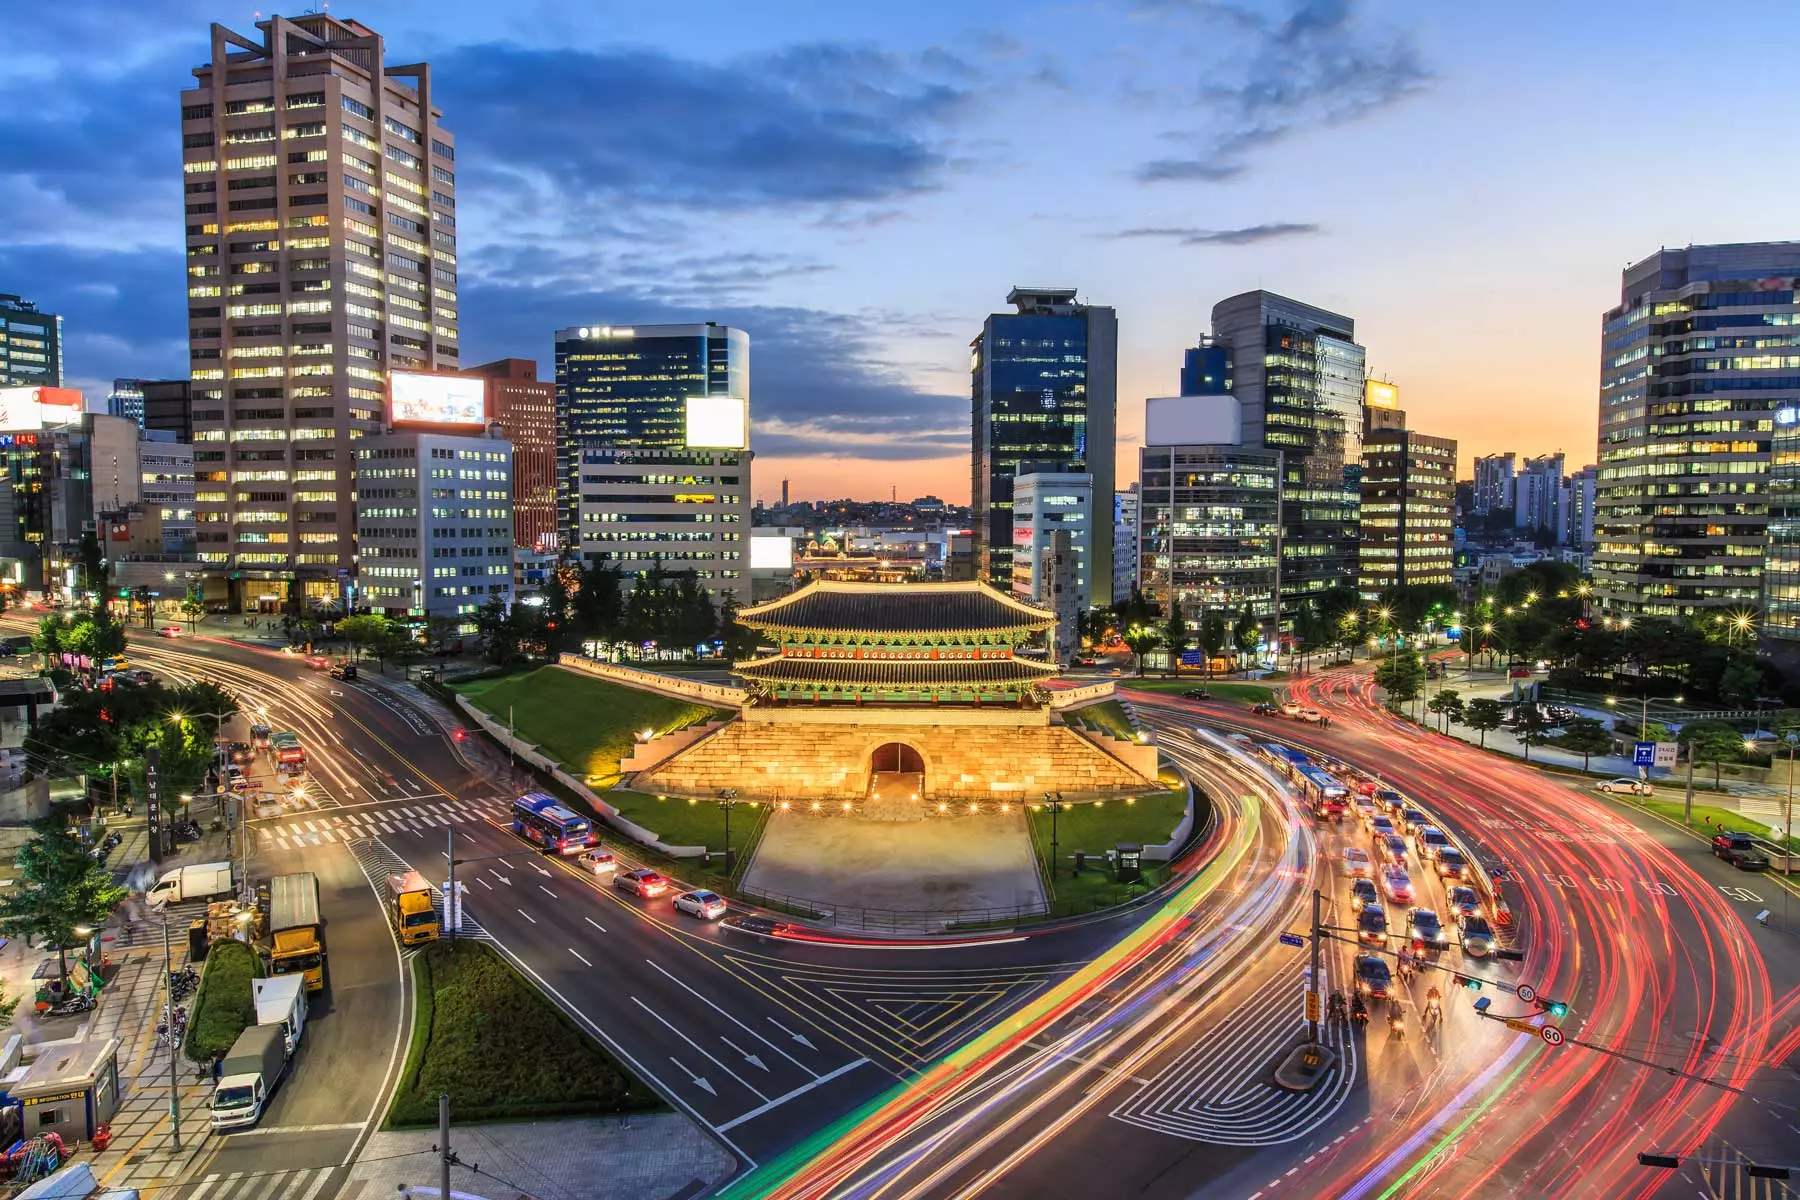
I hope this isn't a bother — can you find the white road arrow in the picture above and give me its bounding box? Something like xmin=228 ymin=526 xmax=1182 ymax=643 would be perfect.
xmin=532 ymin=863 xmax=552 ymax=877
xmin=669 ymin=1057 xmax=716 ymax=1097
xmin=768 ymin=1018 xmax=818 ymax=1052
xmin=490 ymin=870 xmax=511 ymax=886
xmin=721 ymin=1038 xmax=769 ymax=1071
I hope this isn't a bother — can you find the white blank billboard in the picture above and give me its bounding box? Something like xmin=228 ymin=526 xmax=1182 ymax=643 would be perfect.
xmin=750 ymin=535 xmax=793 ymax=570
xmin=685 ymin=395 xmax=748 ymax=449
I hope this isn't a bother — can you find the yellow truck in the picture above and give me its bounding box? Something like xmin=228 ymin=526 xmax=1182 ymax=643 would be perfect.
xmin=386 ymin=871 xmax=439 ymax=945
xmin=268 ymin=872 xmax=327 ymax=993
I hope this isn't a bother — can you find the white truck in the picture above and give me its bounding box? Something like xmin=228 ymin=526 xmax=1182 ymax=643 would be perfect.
xmin=145 ymin=861 xmax=234 ymax=907
xmin=211 ymin=1023 xmax=289 ymax=1131
xmin=253 ymin=975 xmax=308 ymax=1055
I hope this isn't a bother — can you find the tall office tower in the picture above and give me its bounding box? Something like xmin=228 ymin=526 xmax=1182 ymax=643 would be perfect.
xmin=1594 ymin=243 xmax=1800 ymax=616
xmin=109 ymin=380 xmax=147 ymax=428
xmin=1565 ymin=464 xmax=1598 ymax=550
xmin=183 ymin=15 xmax=457 ymax=608
xmin=971 ymin=286 xmax=1116 ymax=596
xmin=1513 ymin=452 xmax=1565 ymax=536
xmin=1763 ymin=410 xmax=1800 ymax=663
xmin=1137 ymin=394 xmax=1281 ymax=639
xmin=1112 ymin=483 xmax=1139 ymax=604
xmin=1358 ymin=428 xmax=1457 ymax=596
xmin=553 ymin=322 xmax=749 ymax=545
xmin=1178 ymin=336 xmax=1231 ymax=396
xmin=140 ymin=430 xmax=197 ymax=556
xmin=1209 ymin=290 xmax=1364 ymax=625
xmin=1472 ymin=453 xmax=1516 ymax=517
xmin=468 ymin=358 xmax=556 ymax=552
xmin=1010 ymin=471 xmax=1094 ymax=610
xmin=137 ymin=380 xmax=197 ymax=443
xmin=0 ymin=295 xmax=63 ymax=387
xmin=1362 ymin=380 xmax=1405 ymax=436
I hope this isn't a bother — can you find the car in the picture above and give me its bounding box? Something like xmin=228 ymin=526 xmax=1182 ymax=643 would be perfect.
xmin=1357 ymin=903 xmax=1389 ymax=944
xmin=229 ymin=772 xmax=255 ymax=793
xmin=1407 ymin=908 xmax=1445 ymax=948
xmin=1447 ymin=885 xmax=1483 ymax=922
xmin=305 ymin=655 xmax=329 ymax=669
xmin=1712 ymin=832 xmax=1770 ymax=871
xmin=1373 ymin=790 xmax=1405 ymax=814
xmin=100 ymin=655 xmax=128 ymax=673
xmin=1352 ymin=794 xmax=1379 ymax=823
xmin=1417 ymin=826 xmax=1452 ymax=860
xmin=735 ymin=915 xmax=798 ymax=938
xmin=1182 ymin=688 xmax=1211 ymax=700
xmin=158 ymin=625 xmax=183 ymax=638
xmin=1252 ymin=702 xmax=1280 ymax=715
xmin=577 ymin=847 xmax=616 ymax=875
xmin=673 ymin=889 xmax=728 ymax=920
xmin=1279 ymin=701 xmax=1302 ymax=717
xmin=1381 ymin=864 xmax=1413 ymax=904
xmin=614 ymin=868 xmax=669 ymax=897
xmin=329 ymin=661 xmax=358 ymax=680
xmin=1380 ymin=832 xmax=1409 ymax=863
xmin=1400 ymin=808 xmax=1432 ymax=837
xmin=1460 ymin=915 xmax=1496 ymax=956
xmin=1436 ymin=848 xmax=1469 ymax=881
xmin=227 ymin=741 xmax=253 ymax=764
xmin=253 ymin=794 xmax=285 ymax=819
xmin=1342 ymin=847 xmax=1373 ymax=878
xmin=250 ymin=724 xmax=271 ymax=749
xmin=1355 ymin=954 xmax=1393 ymax=1000
xmin=127 ymin=669 xmax=155 ymax=685
xmin=1596 ymin=777 xmax=1653 ymax=796
xmin=1299 ymin=708 xmax=1325 ymax=723
xmin=1075 ymin=656 xmax=1099 ymax=668
xmin=1370 ymin=815 xmax=1397 ymax=839
xmin=1350 ymin=877 xmax=1379 ymax=908
xmin=1508 ymin=667 xmax=1532 ymax=678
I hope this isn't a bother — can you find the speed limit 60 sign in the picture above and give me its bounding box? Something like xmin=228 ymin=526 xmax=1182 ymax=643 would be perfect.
xmin=1540 ymin=1024 xmax=1565 ymax=1047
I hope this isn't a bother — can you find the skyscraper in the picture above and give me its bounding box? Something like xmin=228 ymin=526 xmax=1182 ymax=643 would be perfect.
xmin=108 ymin=380 xmax=147 ymax=428
xmin=971 ymin=286 xmax=1116 ymax=594
xmin=1594 ymin=242 xmax=1800 ymax=616
xmin=467 ymin=358 xmax=556 ymax=552
xmin=183 ymin=14 xmax=458 ymax=608
xmin=1513 ymin=453 xmax=1566 ymax=536
xmin=1472 ymin=453 xmax=1516 ymax=517
xmin=1209 ymin=291 xmax=1364 ymax=624
xmin=0 ymin=295 xmax=62 ymax=388
xmin=553 ymin=322 xmax=749 ymax=545
xmin=1359 ymin=429 xmax=1456 ymax=596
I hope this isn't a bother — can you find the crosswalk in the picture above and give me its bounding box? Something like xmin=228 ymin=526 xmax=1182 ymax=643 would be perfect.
xmin=257 ymin=795 xmax=509 ymax=850
xmin=184 ymin=1164 xmax=336 ymax=1200
xmin=346 ymin=830 xmax=493 ymax=944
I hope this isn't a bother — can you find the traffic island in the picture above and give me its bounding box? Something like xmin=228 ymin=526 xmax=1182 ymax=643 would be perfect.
xmin=387 ymin=941 xmax=662 ymax=1126
xmin=1273 ymin=1041 xmax=1338 ymax=1092
xmin=183 ymin=938 xmax=262 ymax=1062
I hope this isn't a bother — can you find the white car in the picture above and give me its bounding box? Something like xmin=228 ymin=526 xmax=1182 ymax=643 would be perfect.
xmin=1298 ymin=708 xmax=1325 ymax=723
xmin=1280 ymin=701 xmax=1302 ymax=718
xmin=1342 ymin=847 xmax=1373 ymax=878
xmin=673 ymin=889 xmax=728 ymax=920
xmin=578 ymin=848 xmax=616 ymax=875
xmin=1597 ymin=777 xmax=1652 ymax=796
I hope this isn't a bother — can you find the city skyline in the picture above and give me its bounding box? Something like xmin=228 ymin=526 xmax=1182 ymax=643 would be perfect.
xmin=6 ymin=2 xmax=1797 ymax=502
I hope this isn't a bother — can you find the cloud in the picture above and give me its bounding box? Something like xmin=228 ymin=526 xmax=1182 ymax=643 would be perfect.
xmin=1110 ymin=221 xmax=1321 ymax=245
xmin=0 ymin=244 xmax=188 ymax=396
xmin=1134 ymin=0 xmax=1430 ymax=183
xmin=434 ymin=40 xmax=973 ymax=216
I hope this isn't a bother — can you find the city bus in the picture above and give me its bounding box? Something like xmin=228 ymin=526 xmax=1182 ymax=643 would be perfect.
xmin=1294 ymin=765 xmax=1351 ymax=820
xmin=511 ymin=792 xmax=598 ymax=855
xmin=1257 ymin=743 xmax=1309 ymax=776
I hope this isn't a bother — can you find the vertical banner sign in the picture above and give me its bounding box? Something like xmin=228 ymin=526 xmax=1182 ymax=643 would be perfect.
xmin=442 ymin=880 xmax=464 ymax=932
xmin=145 ymin=745 xmax=163 ymax=862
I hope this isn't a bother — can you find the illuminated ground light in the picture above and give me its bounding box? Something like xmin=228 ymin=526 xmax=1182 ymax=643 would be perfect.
xmin=938 ymin=802 xmax=949 ymax=813
xmin=841 ymin=801 xmax=853 ymax=812
xmin=780 ymin=800 xmax=791 ymax=811
xmin=1000 ymin=803 xmax=1010 ymax=813
xmin=811 ymin=801 xmax=822 ymax=811
xmin=1126 ymin=796 xmax=1136 ymax=805
xmin=968 ymin=802 xmax=979 ymax=813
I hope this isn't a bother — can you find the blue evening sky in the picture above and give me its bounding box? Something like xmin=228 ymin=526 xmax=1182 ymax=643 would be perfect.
xmin=6 ymin=1 xmax=1795 ymax=501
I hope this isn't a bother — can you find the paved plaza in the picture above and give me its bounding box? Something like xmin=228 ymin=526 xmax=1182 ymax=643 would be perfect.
xmin=743 ymin=809 xmax=1046 ymax=924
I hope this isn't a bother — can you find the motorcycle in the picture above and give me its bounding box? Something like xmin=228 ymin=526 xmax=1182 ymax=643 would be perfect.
xmin=1350 ymin=995 xmax=1369 ymax=1027
xmin=1388 ymin=1009 xmax=1407 ymax=1038
xmin=1327 ymin=991 xmax=1348 ymax=1024
xmin=48 ymin=993 xmax=95 ymax=1016
xmin=169 ymin=966 xmax=198 ymax=1000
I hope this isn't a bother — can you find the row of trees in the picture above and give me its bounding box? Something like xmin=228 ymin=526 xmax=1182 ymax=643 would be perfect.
xmin=23 ymin=672 xmax=237 ymax=805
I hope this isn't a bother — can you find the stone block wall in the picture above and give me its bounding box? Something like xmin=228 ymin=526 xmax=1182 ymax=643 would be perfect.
xmin=634 ymin=719 xmax=1154 ymax=801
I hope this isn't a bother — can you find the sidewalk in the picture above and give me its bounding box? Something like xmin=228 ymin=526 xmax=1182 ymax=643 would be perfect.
xmin=340 ymin=1112 xmax=735 ymax=1200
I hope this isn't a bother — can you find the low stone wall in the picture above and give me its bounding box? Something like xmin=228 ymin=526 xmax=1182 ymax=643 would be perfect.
xmin=742 ymin=705 xmax=1049 ymax=728
xmin=1045 ymin=680 xmax=1116 ymax=709
xmin=619 ymin=721 xmax=731 ymax=773
xmin=556 ymin=654 xmax=748 ymax=708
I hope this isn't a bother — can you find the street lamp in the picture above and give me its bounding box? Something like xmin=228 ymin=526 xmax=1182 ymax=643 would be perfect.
xmin=716 ymin=788 xmax=742 ymax=874
xmin=1784 ymin=733 xmax=1797 ymax=876
xmin=1043 ymin=791 xmax=1065 ymax=878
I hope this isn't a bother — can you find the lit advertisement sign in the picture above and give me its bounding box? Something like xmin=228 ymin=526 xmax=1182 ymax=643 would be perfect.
xmin=1778 ymin=406 xmax=1800 ymax=427
xmin=749 ymin=535 xmax=793 ymax=570
xmin=684 ymin=395 xmax=748 ymax=449
xmin=389 ymin=371 xmax=487 ymax=428
xmin=0 ymin=387 xmax=81 ymax=432
xmin=1364 ymin=380 xmax=1400 ymax=409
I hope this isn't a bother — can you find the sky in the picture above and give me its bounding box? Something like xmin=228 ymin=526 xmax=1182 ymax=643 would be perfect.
xmin=6 ymin=1 xmax=1799 ymax=504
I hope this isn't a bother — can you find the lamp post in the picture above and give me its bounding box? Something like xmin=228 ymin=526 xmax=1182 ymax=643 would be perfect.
xmin=717 ymin=788 xmax=740 ymax=873
xmin=1784 ymin=732 xmax=1798 ymax=876
xmin=1043 ymin=791 xmax=1064 ymax=878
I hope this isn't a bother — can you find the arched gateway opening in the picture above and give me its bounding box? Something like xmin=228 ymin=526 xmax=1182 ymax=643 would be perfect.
xmin=866 ymin=742 xmax=926 ymax=815
xmin=871 ymin=743 xmax=925 ymax=775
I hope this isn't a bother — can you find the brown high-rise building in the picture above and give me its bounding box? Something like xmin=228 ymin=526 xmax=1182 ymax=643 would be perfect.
xmin=182 ymin=14 xmax=457 ymax=608
xmin=1358 ymin=427 xmax=1457 ymax=597
xmin=468 ymin=358 xmax=556 ymax=553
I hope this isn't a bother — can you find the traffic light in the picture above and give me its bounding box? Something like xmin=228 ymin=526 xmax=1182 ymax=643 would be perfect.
xmin=452 ymin=729 xmax=466 ymax=743
xmin=1545 ymin=1000 xmax=1568 ymax=1018
xmin=1456 ymin=974 xmax=1482 ymax=990
xmin=117 ymin=588 xmax=129 ymax=598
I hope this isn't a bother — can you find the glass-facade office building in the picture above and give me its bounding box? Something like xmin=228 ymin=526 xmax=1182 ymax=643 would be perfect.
xmin=1594 ymin=242 xmax=1800 ymax=617
xmin=1137 ymin=444 xmax=1282 ymax=631
xmin=553 ymin=322 xmax=749 ymax=545
xmin=0 ymin=295 xmax=62 ymax=388
xmin=971 ymin=287 xmax=1116 ymax=593
xmin=1209 ymin=291 xmax=1364 ymax=625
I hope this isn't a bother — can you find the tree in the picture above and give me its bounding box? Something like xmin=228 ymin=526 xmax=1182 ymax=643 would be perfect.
xmin=1163 ymin=608 xmax=1187 ymax=678
xmin=1292 ymin=600 xmax=1329 ymax=671
xmin=1719 ymin=660 xmax=1761 ymax=709
xmin=0 ymin=818 xmax=129 ymax=983
xmin=1514 ymin=705 xmax=1553 ymax=763
xmin=336 ymin=614 xmax=389 ymax=662
xmin=180 ymin=589 xmax=206 ymax=633
xmin=1680 ymin=720 xmax=1749 ymax=787
xmin=1373 ymin=649 xmax=1425 ymax=708
xmin=1122 ymin=625 xmax=1160 ymax=677
xmin=1464 ymin=698 xmax=1506 ymax=748
xmin=1554 ymin=717 xmax=1614 ymax=773
xmin=1232 ymin=605 xmax=1261 ymax=666
xmin=1198 ymin=611 xmax=1230 ymax=677
xmin=1426 ymin=689 xmax=1464 ymax=733
xmin=717 ymin=594 xmax=758 ymax=660
xmin=31 ymin=614 xmax=66 ymax=669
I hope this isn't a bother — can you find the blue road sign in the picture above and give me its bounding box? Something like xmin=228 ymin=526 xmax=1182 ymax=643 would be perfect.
xmin=1180 ymin=649 xmax=1206 ymax=666
xmin=1632 ymin=742 xmax=1656 ymax=767
xmin=1278 ymin=932 xmax=1306 ymax=948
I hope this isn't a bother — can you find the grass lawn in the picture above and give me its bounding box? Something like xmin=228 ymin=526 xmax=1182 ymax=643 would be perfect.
xmin=388 ymin=942 xmax=662 ymax=1126
xmin=454 ymin=666 xmax=728 ymax=780
xmin=606 ymin=788 xmax=771 ymax=861
xmin=1023 ymin=787 xmax=1194 ymax=916
xmin=1636 ymin=795 xmax=1799 ymax=852
xmin=184 ymin=938 xmax=261 ymax=1062
xmin=1067 ymin=698 xmax=1135 ymax=739
xmin=1120 ymin=679 xmax=1276 ymax=705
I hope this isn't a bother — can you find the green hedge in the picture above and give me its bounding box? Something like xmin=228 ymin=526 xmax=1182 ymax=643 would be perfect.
xmin=183 ymin=938 xmax=262 ymax=1062
xmin=387 ymin=942 xmax=662 ymax=1126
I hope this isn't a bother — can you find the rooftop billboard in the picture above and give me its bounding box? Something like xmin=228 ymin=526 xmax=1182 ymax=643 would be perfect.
xmin=389 ymin=371 xmax=486 ymax=428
